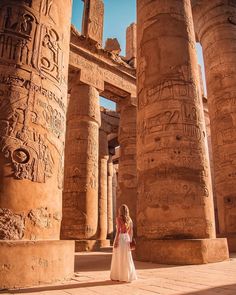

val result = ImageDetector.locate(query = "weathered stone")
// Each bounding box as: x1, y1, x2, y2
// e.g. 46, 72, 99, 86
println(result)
62, 84, 100, 240
0, 209, 25, 240
136, 0, 228, 263
105, 38, 121, 55
82, 0, 104, 45
107, 156, 114, 239
117, 102, 137, 231
0, 0, 74, 288
98, 128, 108, 241
126, 23, 137, 67
0, 240, 74, 289
192, 0, 236, 252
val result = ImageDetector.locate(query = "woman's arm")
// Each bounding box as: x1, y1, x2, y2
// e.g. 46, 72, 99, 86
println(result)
113, 217, 120, 248
128, 219, 133, 241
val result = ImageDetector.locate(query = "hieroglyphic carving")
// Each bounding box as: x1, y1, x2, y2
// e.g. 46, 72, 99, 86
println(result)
82, 0, 104, 45
0, 74, 66, 112
39, 26, 61, 82
0, 5, 37, 67
41, 0, 53, 17
0, 3, 62, 83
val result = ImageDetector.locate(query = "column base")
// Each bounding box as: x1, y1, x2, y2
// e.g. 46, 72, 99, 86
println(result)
135, 238, 229, 265
75, 239, 110, 252
226, 235, 236, 252
0, 240, 75, 289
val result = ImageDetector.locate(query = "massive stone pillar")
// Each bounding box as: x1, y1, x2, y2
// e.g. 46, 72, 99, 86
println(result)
0, 0, 74, 288
117, 102, 137, 231
107, 155, 114, 239
97, 128, 109, 245
192, 0, 236, 252
62, 84, 100, 251
136, 0, 229, 264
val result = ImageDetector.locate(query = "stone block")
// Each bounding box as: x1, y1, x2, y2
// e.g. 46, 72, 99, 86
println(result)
135, 238, 229, 265
75, 239, 110, 252
0, 240, 75, 289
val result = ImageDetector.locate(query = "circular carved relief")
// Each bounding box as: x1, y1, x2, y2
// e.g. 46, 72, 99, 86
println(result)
12, 148, 30, 164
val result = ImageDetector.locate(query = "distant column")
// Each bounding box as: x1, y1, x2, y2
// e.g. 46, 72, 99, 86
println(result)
136, 0, 228, 264
126, 23, 137, 67
117, 102, 137, 231
107, 155, 114, 239
62, 84, 100, 243
98, 128, 108, 241
192, 0, 236, 252
82, 0, 104, 46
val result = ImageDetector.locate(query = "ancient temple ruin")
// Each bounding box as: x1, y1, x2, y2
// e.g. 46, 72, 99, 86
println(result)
0, 0, 235, 289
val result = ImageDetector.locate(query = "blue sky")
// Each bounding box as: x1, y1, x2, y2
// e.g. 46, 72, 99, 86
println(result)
72, 1, 206, 109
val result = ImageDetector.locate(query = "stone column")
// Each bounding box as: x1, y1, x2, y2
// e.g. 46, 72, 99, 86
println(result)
117, 102, 137, 231
112, 163, 118, 234
62, 84, 101, 251
126, 23, 137, 68
192, 0, 236, 252
0, 0, 74, 288
107, 155, 114, 239
82, 0, 104, 46
97, 128, 109, 246
136, 0, 228, 264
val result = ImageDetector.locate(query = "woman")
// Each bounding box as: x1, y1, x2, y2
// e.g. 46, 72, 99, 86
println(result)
110, 204, 137, 282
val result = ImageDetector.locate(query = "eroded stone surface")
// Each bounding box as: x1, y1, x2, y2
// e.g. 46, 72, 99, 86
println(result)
82, 0, 104, 45
98, 128, 108, 241
192, 0, 236, 245
105, 38, 121, 55
62, 84, 100, 240
0, 0, 71, 240
137, 0, 215, 240
0, 209, 25, 240
117, 103, 137, 231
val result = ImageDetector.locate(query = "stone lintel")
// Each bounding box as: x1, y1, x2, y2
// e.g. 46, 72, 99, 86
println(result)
135, 238, 229, 265
69, 34, 136, 99
75, 239, 110, 252
0, 240, 75, 289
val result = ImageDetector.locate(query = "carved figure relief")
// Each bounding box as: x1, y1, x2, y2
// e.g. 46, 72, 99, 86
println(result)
0, 5, 37, 67
40, 26, 61, 82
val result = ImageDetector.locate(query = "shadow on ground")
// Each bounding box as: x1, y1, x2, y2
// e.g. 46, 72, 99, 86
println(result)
2, 280, 126, 294
75, 251, 182, 272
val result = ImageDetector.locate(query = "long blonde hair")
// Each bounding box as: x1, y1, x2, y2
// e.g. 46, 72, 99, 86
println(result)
118, 204, 131, 228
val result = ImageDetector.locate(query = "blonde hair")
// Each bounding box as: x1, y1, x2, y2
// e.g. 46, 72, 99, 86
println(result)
118, 204, 131, 228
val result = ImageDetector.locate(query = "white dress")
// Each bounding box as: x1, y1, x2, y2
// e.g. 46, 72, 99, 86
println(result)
110, 219, 137, 282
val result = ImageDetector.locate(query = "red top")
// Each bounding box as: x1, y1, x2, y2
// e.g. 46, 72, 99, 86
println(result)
117, 217, 131, 233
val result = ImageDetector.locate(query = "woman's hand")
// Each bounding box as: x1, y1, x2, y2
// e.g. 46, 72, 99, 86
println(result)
114, 241, 119, 248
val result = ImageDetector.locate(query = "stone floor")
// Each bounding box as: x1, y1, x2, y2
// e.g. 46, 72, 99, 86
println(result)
1, 250, 236, 295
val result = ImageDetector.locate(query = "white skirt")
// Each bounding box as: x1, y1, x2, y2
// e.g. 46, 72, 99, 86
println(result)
110, 233, 137, 282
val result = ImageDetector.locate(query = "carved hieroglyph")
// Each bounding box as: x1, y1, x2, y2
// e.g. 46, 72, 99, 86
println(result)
82, 0, 104, 45
192, 0, 236, 237
117, 103, 137, 231
62, 84, 101, 240
137, 0, 216, 240
0, 0, 71, 240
